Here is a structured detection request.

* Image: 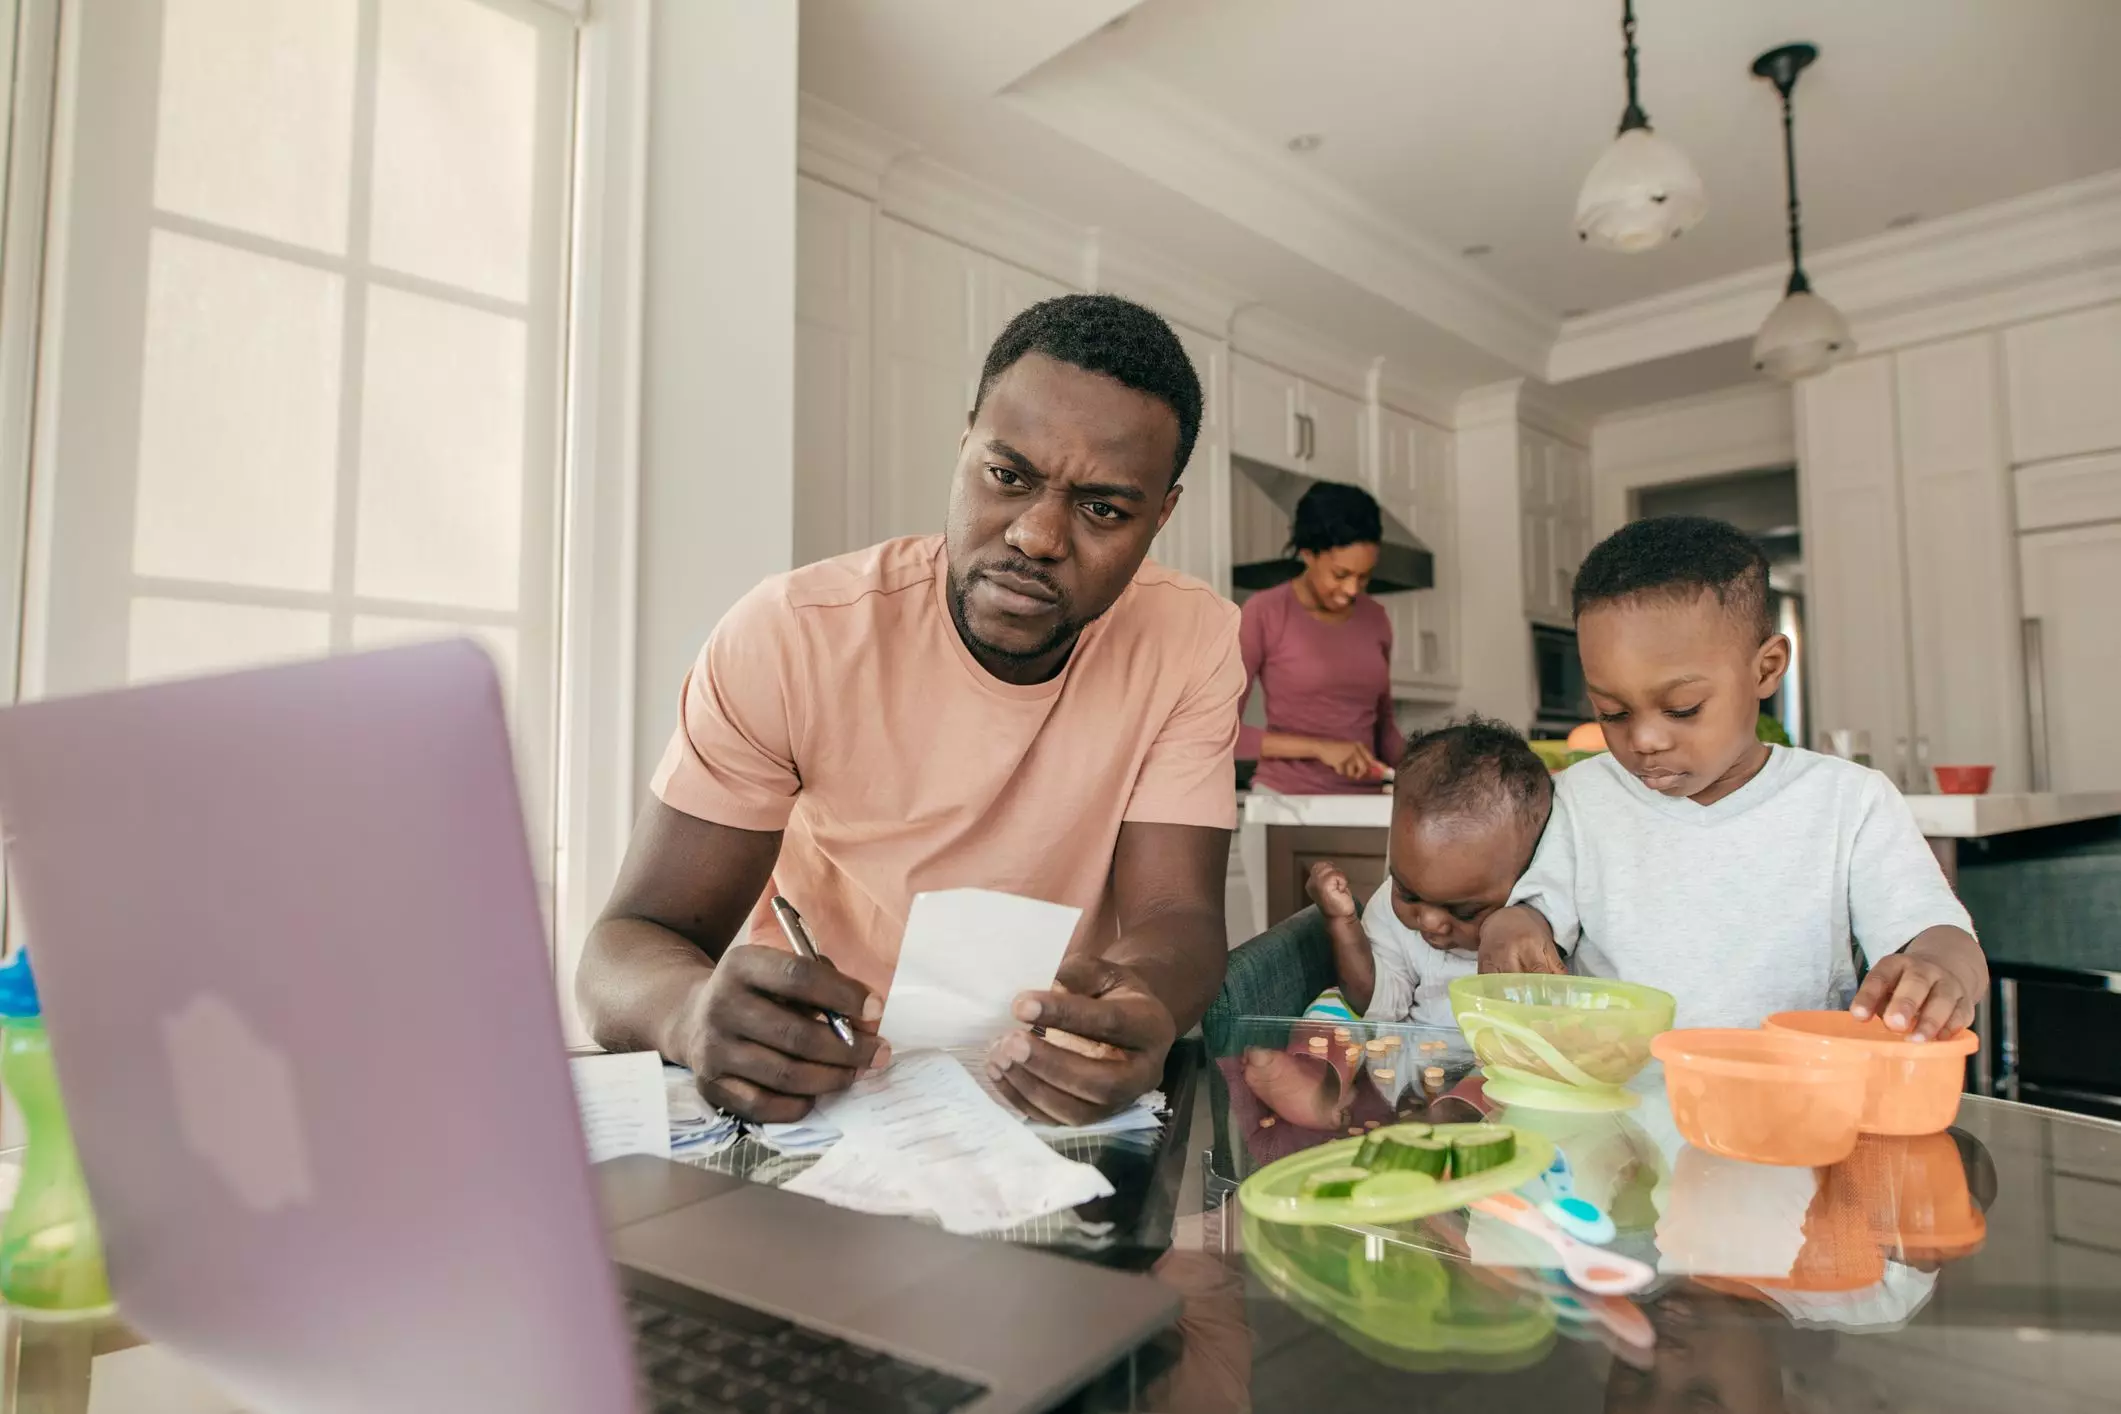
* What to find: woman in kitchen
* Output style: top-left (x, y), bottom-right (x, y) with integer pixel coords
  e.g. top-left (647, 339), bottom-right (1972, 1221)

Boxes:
top-left (1238, 479), bottom-right (1402, 794)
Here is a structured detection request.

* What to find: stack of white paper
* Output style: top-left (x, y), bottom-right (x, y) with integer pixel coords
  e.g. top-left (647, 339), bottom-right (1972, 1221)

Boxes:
top-left (783, 1053), bottom-right (1114, 1234)
top-left (569, 1051), bottom-right (673, 1164)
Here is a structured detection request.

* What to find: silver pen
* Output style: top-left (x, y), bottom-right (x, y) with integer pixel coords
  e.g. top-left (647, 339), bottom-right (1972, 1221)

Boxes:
top-left (769, 895), bottom-right (858, 1047)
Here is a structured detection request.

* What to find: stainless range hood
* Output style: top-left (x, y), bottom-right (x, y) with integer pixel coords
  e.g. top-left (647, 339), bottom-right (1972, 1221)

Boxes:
top-left (1229, 459), bottom-right (1434, 594)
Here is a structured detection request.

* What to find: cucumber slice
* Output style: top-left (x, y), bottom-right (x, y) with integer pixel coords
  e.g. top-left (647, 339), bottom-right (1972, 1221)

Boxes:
top-left (1355, 1122), bottom-right (1433, 1169)
top-left (1447, 1125), bottom-right (1518, 1178)
top-left (1352, 1170), bottom-right (1439, 1205)
top-left (1370, 1134), bottom-right (1451, 1178)
top-left (1300, 1165), bottom-right (1372, 1200)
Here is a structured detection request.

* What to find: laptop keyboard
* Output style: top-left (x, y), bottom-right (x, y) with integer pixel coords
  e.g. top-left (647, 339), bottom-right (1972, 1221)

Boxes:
top-left (628, 1284), bottom-right (990, 1414)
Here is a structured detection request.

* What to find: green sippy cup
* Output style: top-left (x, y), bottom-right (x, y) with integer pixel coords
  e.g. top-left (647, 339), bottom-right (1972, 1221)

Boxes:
top-left (0, 950), bottom-right (112, 1318)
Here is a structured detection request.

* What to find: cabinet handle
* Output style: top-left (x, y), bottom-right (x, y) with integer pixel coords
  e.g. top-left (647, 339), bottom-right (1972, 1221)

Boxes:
top-left (1420, 630), bottom-right (1439, 675)
top-left (1299, 413), bottom-right (1315, 461)
top-left (1893, 736), bottom-right (1908, 791)
top-left (2023, 617), bottom-right (2051, 792)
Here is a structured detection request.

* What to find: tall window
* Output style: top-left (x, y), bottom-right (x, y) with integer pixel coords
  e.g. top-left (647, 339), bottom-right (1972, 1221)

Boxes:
top-left (23, 0), bottom-right (576, 903)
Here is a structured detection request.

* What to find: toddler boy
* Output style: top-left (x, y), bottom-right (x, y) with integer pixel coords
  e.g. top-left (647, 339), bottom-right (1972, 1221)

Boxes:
top-left (1480, 516), bottom-right (1987, 1037)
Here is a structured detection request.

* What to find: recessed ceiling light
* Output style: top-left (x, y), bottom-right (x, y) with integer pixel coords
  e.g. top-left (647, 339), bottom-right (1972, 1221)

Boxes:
top-left (1286, 133), bottom-right (1323, 153)
top-left (1461, 243), bottom-right (1493, 258)
top-left (1562, 307), bottom-right (1589, 319)
top-left (1886, 212), bottom-right (1922, 230)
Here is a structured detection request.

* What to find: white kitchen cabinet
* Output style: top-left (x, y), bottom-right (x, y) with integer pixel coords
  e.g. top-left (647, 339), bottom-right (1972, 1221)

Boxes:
top-left (794, 177), bottom-right (872, 564)
top-left (1895, 335), bottom-right (2026, 790)
top-left (1300, 381), bottom-right (1367, 485)
top-left (1798, 355), bottom-right (1916, 781)
top-left (977, 260), bottom-right (1071, 371)
top-left (1230, 353), bottom-right (1302, 470)
top-left (2005, 302), bottom-right (2121, 466)
top-left (872, 217), bottom-right (984, 544)
top-left (870, 218), bottom-right (1080, 546)
top-left (2020, 521), bottom-right (2121, 793)
top-left (1149, 323), bottom-right (1232, 594)
top-left (1370, 407), bottom-right (1459, 693)
top-left (1228, 352), bottom-right (1367, 485)
top-left (2016, 450), bottom-right (2121, 533)
top-left (1519, 430), bottom-right (1590, 628)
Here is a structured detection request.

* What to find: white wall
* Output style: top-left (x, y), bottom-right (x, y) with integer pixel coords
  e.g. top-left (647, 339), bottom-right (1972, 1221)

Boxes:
top-left (1451, 382), bottom-right (1534, 726)
top-left (633, 0), bottom-right (800, 789)
top-left (1590, 382), bottom-right (1797, 538)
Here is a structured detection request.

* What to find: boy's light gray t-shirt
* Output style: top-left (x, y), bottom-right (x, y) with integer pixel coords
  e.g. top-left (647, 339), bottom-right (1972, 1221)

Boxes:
top-left (1508, 747), bottom-right (1972, 1030)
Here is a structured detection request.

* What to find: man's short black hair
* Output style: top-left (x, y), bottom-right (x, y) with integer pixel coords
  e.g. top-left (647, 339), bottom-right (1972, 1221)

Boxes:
top-left (1287, 480), bottom-right (1383, 556)
top-left (974, 293), bottom-right (1202, 486)
top-left (1395, 716), bottom-right (1553, 832)
top-left (1571, 515), bottom-right (1774, 645)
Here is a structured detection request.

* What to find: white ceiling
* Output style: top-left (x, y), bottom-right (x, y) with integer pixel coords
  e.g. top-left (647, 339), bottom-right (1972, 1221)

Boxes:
top-left (1062, 0), bottom-right (2121, 318)
top-left (800, 0), bottom-right (2121, 413)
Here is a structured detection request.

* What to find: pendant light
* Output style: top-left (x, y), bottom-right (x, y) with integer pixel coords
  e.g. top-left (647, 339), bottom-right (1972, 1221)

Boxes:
top-left (1750, 43), bottom-right (1852, 381)
top-left (1574, 0), bottom-right (1707, 253)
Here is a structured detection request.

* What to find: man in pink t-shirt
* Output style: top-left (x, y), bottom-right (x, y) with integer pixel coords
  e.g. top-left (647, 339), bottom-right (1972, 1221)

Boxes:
top-left (577, 295), bottom-right (1244, 1125)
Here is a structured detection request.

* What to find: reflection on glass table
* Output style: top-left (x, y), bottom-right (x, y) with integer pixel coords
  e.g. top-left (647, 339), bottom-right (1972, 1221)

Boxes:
top-left (1159, 1014), bottom-right (2121, 1414)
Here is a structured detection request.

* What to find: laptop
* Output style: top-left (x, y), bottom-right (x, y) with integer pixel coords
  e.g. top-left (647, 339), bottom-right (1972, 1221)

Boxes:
top-left (0, 642), bottom-right (1178, 1414)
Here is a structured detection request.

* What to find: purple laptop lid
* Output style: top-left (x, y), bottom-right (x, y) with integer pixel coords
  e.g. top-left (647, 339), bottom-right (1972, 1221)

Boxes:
top-left (0, 642), bottom-right (637, 1413)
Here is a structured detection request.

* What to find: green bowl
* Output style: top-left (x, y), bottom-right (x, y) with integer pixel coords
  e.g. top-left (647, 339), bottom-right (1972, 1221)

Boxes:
top-left (1449, 974), bottom-right (1676, 1097)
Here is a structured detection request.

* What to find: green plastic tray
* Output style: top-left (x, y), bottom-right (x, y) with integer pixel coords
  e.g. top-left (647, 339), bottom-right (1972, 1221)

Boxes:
top-left (1238, 1125), bottom-right (1556, 1227)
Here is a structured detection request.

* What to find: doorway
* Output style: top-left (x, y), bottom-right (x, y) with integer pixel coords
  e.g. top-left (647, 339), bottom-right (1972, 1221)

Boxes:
top-left (1633, 468), bottom-right (1809, 748)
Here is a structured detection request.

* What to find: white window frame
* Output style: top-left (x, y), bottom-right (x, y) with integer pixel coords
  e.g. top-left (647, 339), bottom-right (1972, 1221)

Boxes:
top-left (553, 0), bottom-right (649, 1040)
top-left (0, 0), bottom-right (650, 1039)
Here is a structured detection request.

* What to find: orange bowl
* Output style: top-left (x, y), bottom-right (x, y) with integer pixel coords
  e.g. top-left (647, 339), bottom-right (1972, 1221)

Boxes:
top-left (1840, 1133), bottom-right (1987, 1263)
top-left (1763, 1011), bottom-right (1977, 1136)
top-left (1931, 765), bottom-right (1993, 795)
top-left (1652, 1029), bottom-right (1868, 1167)
top-left (1565, 721), bottom-right (1606, 753)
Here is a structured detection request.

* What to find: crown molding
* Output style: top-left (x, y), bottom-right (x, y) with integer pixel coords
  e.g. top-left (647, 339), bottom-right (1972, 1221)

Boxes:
top-left (1085, 227), bottom-right (1247, 338)
top-left (1370, 359), bottom-right (1457, 431)
top-left (1590, 381), bottom-right (1794, 480)
top-left (1230, 307), bottom-right (1373, 399)
top-left (1549, 169), bottom-right (2121, 383)
top-left (1455, 380), bottom-right (1524, 430)
top-left (1851, 259), bottom-right (2121, 356)
top-left (1517, 384), bottom-right (1590, 448)
top-left (799, 96), bottom-right (1090, 288)
top-left (876, 156), bottom-right (1090, 289)
top-left (796, 93), bottom-right (914, 201)
top-left (1005, 60), bottom-right (1557, 376)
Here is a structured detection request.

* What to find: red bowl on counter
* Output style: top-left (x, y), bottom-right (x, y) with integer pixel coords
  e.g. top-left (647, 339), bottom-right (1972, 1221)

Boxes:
top-left (1931, 765), bottom-right (1993, 795)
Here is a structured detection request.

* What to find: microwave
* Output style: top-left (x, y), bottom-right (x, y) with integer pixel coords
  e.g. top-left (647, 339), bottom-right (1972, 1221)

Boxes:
top-left (1532, 624), bottom-right (1592, 726)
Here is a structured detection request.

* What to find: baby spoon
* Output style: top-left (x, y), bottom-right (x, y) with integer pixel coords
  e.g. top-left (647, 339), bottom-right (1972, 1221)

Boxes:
top-left (1470, 1192), bottom-right (1654, 1295)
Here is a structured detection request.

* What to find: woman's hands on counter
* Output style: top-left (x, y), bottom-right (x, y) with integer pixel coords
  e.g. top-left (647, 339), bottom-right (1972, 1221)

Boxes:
top-left (1260, 731), bottom-right (1386, 781)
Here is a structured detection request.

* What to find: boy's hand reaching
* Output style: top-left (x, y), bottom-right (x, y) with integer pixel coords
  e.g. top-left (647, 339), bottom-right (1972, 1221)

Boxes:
top-left (1305, 861), bottom-right (1358, 920)
top-left (1477, 904), bottom-right (1566, 976)
top-left (1850, 926), bottom-right (1988, 1041)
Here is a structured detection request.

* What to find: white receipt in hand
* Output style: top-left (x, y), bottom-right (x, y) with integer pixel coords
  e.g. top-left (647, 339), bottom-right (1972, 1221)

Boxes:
top-left (879, 888), bottom-right (1082, 1051)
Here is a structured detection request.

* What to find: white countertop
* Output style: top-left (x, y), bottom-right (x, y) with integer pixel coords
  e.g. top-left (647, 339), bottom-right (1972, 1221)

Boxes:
top-left (1242, 786), bottom-right (2121, 839)
top-left (1901, 790), bottom-right (2121, 838)
top-left (1241, 789), bottom-right (1394, 828)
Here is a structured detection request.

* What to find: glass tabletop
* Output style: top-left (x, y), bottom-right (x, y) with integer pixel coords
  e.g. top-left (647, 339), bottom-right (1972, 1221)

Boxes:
top-left (6, 1018), bottom-right (2120, 1413)
top-left (1075, 1014), bottom-right (2121, 1413)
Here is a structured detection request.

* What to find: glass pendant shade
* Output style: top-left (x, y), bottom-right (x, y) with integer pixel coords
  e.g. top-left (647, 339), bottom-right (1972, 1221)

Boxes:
top-left (1574, 125), bottom-right (1708, 253)
top-left (1751, 287), bottom-right (1853, 381)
